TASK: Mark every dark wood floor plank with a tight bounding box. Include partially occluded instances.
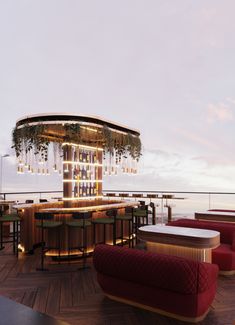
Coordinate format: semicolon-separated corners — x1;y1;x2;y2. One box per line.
33;286;50;313
0;244;235;325
21;290;37;308
46;279;61;315
60;274;72;309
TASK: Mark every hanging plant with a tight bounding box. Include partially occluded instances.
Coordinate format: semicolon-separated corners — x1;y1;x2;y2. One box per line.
12;123;50;161
12;122;142;161
64;123;81;143
102;125;114;154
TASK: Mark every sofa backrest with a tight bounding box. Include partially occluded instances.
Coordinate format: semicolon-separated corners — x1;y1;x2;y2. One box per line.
168;219;235;245
209;209;235;213
93;244;218;295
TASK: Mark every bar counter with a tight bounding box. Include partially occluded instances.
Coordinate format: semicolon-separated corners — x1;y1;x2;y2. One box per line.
14;199;139;255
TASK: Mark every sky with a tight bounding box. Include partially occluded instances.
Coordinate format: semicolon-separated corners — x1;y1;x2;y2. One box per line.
1;0;235;196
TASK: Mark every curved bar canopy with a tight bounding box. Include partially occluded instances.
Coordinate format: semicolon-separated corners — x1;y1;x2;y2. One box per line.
16;113;140;137
12;113;142;176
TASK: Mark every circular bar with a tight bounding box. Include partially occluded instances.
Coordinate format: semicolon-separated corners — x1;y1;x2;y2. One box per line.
15;200;139;255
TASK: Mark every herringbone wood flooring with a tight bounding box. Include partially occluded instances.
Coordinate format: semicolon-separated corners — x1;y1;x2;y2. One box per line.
0;244;234;325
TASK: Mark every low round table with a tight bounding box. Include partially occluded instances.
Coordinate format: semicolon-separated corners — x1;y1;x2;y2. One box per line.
138;225;220;262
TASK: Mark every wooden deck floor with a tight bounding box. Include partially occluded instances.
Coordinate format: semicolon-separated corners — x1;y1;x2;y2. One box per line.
0;244;234;325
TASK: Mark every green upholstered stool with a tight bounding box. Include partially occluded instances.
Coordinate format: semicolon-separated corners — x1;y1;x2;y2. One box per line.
92;209;117;246
133;205;148;224
133;205;149;244
66;211;92;269
116;207;134;248
0;213;21;257
35;212;63;271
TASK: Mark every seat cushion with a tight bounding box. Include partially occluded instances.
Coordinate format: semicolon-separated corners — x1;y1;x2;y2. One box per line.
133;210;147;217
0;214;21;222
36;221;63;228
92;218;115;224
66;220;91;227
116;214;132;221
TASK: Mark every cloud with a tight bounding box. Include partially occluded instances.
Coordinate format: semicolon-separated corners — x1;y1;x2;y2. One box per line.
226;97;235;105
207;102;233;123
174;128;218;150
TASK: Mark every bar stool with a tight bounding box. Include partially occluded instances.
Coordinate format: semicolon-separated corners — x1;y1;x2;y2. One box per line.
133;204;149;227
66;211;92;269
116;207;134;248
35;212;63;271
133;204;149;244
0;213;21;257
92;209;117;246
149;202;156;225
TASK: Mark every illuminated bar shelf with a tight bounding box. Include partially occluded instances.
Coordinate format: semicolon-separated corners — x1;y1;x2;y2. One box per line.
63;142;103;200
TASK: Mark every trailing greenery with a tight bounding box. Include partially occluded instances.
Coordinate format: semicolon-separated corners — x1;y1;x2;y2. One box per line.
64;123;81;143
12;124;50;161
12;123;142;161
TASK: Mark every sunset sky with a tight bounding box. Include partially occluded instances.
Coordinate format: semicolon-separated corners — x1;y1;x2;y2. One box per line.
1;1;235;195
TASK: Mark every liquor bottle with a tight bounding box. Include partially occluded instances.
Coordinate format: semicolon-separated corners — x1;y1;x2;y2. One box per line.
93;152;97;163
79;149;83;162
83;150;86;162
79;183;83;196
79;166;82;178
86;183;90;196
83;183;86;196
90;151;93;164
74;184;78;197
90;183;94;196
82;166;86;179
87;150;90;163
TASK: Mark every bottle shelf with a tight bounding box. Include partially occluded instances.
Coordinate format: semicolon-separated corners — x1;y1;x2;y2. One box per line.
63;144;103;200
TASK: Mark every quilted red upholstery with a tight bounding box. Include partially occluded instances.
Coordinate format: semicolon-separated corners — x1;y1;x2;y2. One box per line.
168;219;235;271
212;244;235;270
93;244;218;319
232;233;235;251
168;219;235;244
93;244;217;294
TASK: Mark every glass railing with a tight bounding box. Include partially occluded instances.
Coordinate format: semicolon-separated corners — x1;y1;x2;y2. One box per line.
1;189;235;220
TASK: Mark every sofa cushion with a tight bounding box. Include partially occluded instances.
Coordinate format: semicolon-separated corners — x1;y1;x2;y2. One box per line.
93;244;218;295
212;244;235;271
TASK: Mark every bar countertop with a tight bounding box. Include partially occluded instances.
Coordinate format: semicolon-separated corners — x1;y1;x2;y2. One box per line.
40;201;139;214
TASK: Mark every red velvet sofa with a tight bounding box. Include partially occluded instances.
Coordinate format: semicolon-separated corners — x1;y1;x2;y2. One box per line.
168;219;235;274
93;244;218;323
